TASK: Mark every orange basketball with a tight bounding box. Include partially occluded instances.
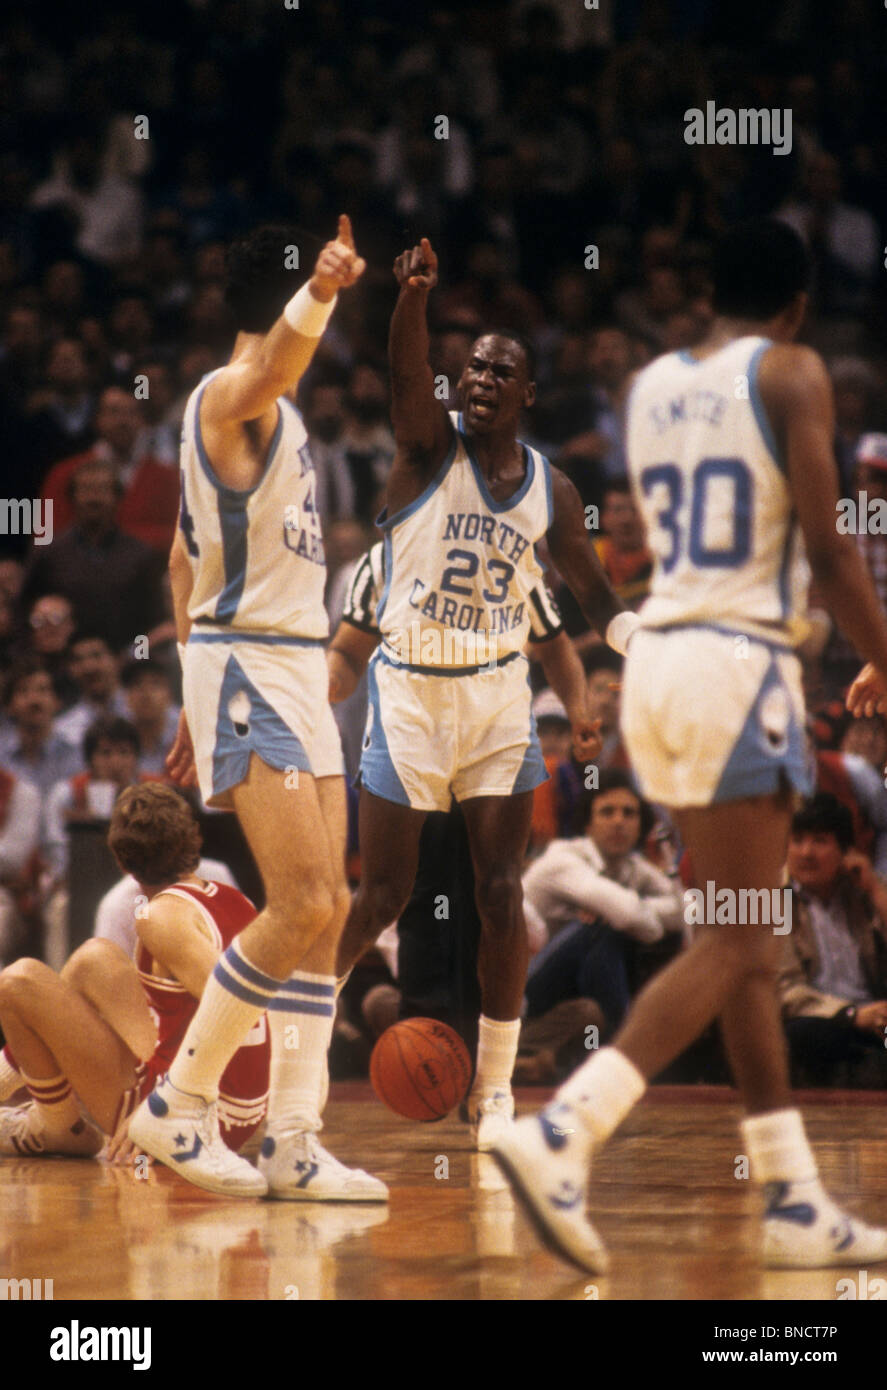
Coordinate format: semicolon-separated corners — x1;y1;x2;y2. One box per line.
370;1018;472;1121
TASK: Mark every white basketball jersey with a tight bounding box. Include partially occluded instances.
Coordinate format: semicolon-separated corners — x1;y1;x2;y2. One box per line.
377;412;553;668
626;337;810;646
179;371;328;639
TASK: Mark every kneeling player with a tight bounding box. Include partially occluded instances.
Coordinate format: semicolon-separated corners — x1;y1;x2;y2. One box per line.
0;783;268;1175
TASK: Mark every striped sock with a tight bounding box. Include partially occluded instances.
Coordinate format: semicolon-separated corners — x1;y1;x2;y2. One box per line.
266;971;337;1135
0;1044;22;1101
168;941;285;1103
22;1071;82;1135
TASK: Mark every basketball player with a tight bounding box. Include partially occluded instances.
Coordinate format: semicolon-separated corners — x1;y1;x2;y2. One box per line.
129;218;386;1200
0;784;268;1167
492;219;887;1271
335;238;628;1149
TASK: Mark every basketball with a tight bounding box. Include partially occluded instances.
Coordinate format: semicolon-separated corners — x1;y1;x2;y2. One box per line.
370;1018;472;1121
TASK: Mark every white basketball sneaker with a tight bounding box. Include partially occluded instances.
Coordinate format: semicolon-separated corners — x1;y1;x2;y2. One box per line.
760;1180;887;1268
492;1100;609;1274
258;1129;389;1202
0;1102;102;1158
470;1089;515;1151
128;1076;268;1197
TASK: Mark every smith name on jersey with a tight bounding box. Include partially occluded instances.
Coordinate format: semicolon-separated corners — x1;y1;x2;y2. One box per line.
377;411;554;668
626;336;811;648
178;369;329;640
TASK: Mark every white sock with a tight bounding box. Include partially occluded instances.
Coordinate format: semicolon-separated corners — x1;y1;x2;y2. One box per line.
740;1109;819;1187
0;1045;22;1100
556;1046;646;1145
169;941;284;1103
266;970;336;1136
473;1016;521;1096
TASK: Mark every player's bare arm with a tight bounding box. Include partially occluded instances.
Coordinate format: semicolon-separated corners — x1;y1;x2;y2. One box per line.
327;621;378;704
546;467;625;638
200;214;365;489
758;344;887;711
136;893;221;1001
387;237;454;513
536;629;602;762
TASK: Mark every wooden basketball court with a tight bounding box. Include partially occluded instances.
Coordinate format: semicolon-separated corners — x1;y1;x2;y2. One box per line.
2;1084;884;1302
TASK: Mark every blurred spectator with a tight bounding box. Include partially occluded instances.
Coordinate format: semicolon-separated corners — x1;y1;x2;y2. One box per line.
0;767;41;969
29;127;143;269
120;658;179;777
40;385;179;551
55;631;129;752
584;647;629;769
338;362;396;521
23;458;166;652
301;377;356;525
528;689;583;852
781;794;887;1088
593;478;653;608
24;336;96;476
26;594;78;708
0;659;82;799
829;359;880;492
778;151;879;319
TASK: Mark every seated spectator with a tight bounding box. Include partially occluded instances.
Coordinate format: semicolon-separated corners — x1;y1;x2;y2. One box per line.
120;659;180;777
39;385;179;552
56;631;129;752
780;793;887;1088
522;771;683;1035
23;458;166;653
593;478;653;609
529;689;583;852
0;768;42;968
0;659;83;801
42;716;144;969
25;336;96;477
584;646;629;770
812;705;887;878
26;594;78;709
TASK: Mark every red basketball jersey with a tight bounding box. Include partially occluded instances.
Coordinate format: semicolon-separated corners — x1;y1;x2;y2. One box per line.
136;880;269;1149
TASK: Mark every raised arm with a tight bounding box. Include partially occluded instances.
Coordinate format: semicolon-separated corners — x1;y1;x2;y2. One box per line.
387;238;453;503
546;467;625;639
202;215;365;429
757;344;887;714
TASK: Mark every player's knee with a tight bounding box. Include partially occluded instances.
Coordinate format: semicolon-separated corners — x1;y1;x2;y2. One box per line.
0;957;49;1009
266;874;337;939
61;937;116;988
475;870;523;927
358;877;411;932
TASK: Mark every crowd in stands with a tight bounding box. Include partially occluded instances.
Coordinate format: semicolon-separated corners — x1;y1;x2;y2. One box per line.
2;0;887;1083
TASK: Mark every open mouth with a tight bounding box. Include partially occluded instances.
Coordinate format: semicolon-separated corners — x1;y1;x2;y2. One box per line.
469;396;496;418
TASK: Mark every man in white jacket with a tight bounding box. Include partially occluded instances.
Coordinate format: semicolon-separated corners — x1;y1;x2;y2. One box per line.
522;770;683;1034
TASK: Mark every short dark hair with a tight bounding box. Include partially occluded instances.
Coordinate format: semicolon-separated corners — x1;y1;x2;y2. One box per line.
120;657;173;690
602;476;632;499
69;629;114;655
225;224;301;334
583;645;624;678
4;656;54;705
711;218;810;320
84;716;140;763
790;793;854;852
576;768;654;841
474;329;537;382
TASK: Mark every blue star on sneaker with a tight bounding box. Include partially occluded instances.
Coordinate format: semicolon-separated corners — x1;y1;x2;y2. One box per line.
174;1133;188;1148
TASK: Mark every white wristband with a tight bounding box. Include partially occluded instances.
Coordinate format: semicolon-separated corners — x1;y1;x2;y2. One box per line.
605;611;641;656
283;283;337;337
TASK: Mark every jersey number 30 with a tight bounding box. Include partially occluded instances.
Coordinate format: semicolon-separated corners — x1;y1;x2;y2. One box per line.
640;457;751;572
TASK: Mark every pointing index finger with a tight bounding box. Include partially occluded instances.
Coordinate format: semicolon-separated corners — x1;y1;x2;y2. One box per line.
337;214;355;250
